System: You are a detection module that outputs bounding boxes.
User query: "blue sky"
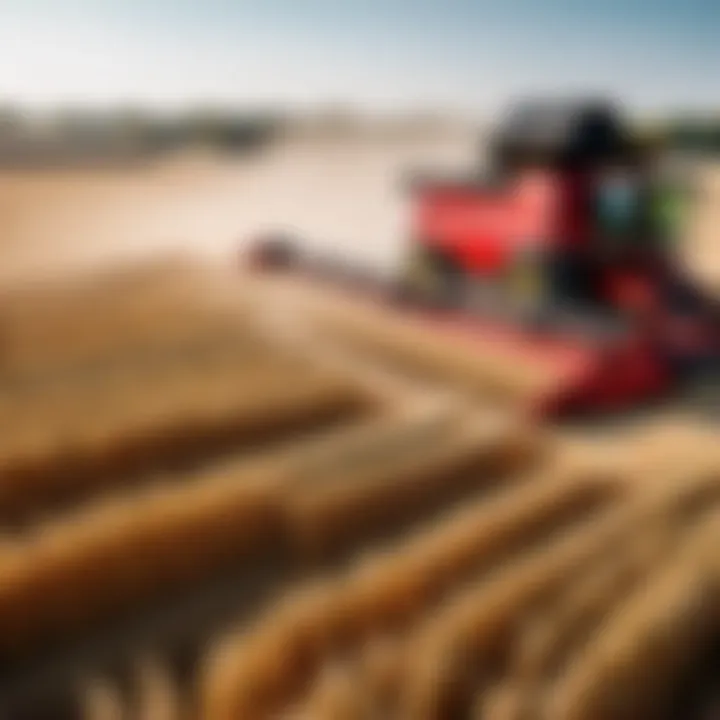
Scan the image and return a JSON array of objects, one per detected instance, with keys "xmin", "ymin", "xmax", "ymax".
[{"xmin": 0, "ymin": 0, "xmax": 717, "ymax": 113}]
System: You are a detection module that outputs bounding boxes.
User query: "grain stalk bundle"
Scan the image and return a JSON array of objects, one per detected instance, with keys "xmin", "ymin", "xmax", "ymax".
[{"xmin": 200, "ymin": 451, "xmax": 621, "ymax": 720}]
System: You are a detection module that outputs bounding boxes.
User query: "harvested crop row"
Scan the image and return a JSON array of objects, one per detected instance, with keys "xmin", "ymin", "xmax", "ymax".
[
  {"xmin": 0, "ymin": 252, "xmax": 204, "ymax": 311},
  {"xmin": 80, "ymin": 677, "xmax": 126, "ymax": 720},
  {"xmin": 199, "ymin": 452, "xmax": 621, "ymax": 720},
  {"xmin": 475, "ymin": 520, "xmax": 684, "ymax": 719},
  {"xmin": 235, "ymin": 527, "xmax": 720, "ymax": 720},
  {"xmin": 508, "ymin": 518, "xmax": 676, "ymax": 684},
  {"xmin": 0, "ymin": 257, "xmax": 234, "ymax": 376},
  {"xmin": 77, "ymin": 657, "xmax": 182, "ymax": 720},
  {"xmin": 281, "ymin": 411, "xmax": 544, "ymax": 563},
  {"xmin": 0, "ymin": 338, "xmax": 338, "ymax": 430},
  {"xmin": 131, "ymin": 657, "xmax": 183, "ymax": 720},
  {"xmin": 0, "ymin": 473, "xmax": 280, "ymax": 655},
  {"xmin": 547, "ymin": 513, "xmax": 720, "ymax": 720},
  {"xmin": 0, "ymin": 358, "xmax": 369, "ymax": 520},
  {"xmin": 0, "ymin": 310, "xmax": 257, "ymax": 389},
  {"xmin": 272, "ymin": 278, "xmax": 560, "ymax": 403},
  {"xmin": 396, "ymin": 455, "xmax": 720, "ymax": 720},
  {"xmin": 0, "ymin": 407, "xmax": 534, "ymax": 657},
  {"xmin": 198, "ymin": 448, "xmax": 719, "ymax": 720}
]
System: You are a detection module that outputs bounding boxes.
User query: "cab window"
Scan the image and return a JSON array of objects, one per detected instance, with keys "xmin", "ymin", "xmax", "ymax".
[{"xmin": 595, "ymin": 171, "xmax": 639, "ymax": 236}]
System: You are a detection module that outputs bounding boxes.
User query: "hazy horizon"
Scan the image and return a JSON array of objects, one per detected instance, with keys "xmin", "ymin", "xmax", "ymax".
[{"xmin": 0, "ymin": 0, "xmax": 718, "ymax": 115}]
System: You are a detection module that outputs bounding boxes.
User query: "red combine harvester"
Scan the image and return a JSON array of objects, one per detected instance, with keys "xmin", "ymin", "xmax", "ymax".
[{"xmin": 248, "ymin": 99, "xmax": 718, "ymax": 418}]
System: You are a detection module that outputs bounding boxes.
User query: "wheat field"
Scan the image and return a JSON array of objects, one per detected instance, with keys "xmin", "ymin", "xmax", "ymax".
[
  {"xmin": 0, "ymin": 253, "xmax": 712, "ymax": 720},
  {"xmin": 0, "ymin": 137, "xmax": 716, "ymax": 719}
]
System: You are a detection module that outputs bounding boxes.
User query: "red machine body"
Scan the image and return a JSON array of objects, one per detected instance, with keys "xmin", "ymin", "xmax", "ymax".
[
  {"xmin": 414, "ymin": 170, "xmax": 561, "ymax": 274},
  {"xmin": 401, "ymin": 102, "xmax": 716, "ymax": 414},
  {"xmin": 246, "ymin": 100, "xmax": 717, "ymax": 418}
]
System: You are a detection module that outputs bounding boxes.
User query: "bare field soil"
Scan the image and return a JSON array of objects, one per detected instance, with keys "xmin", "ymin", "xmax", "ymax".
[
  {"xmin": 687, "ymin": 163, "xmax": 720, "ymax": 292},
  {"xmin": 0, "ymin": 133, "xmax": 716, "ymax": 290},
  {"xmin": 0, "ymin": 131, "xmax": 474, "ymax": 282}
]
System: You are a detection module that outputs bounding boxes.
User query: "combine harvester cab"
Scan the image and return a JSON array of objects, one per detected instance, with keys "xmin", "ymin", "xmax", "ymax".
[{"xmin": 247, "ymin": 99, "xmax": 718, "ymax": 420}]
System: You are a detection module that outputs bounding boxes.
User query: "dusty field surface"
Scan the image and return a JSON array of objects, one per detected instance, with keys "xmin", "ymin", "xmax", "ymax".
[
  {"xmin": 687, "ymin": 163, "xmax": 720, "ymax": 292},
  {"xmin": 0, "ymin": 132, "xmax": 476, "ymax": 284},
  {"xmin": 0, "ymin": 136, "xmax": 716, "ymax": 719},
  {"xmin": 0, "ymin": 131, "xmax": 716, "ymax": 290}
]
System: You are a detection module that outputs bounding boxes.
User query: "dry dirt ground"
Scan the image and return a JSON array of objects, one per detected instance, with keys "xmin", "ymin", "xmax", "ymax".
[
  {"xmin": 0, "ymin": 130, "xmax": 717, "ymax": 290},
  {"xmin": 0, "ymin": 132, "xmax": 474, "ymax": 284},
  {"xmin": 687, "ymin": 162, "xmax": 720, "ymax": 292}
]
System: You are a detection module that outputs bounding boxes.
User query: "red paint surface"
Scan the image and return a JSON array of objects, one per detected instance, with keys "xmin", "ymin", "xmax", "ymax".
[
  {"xmin": 409, "ymin": 309, "xmax": 670, "ymax": 416},
  {"xmin": 414, "ymin": 170, "xmax": 563, "ymax": 272}
]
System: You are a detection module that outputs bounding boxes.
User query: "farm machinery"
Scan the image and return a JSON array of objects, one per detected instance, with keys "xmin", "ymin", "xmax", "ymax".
[{"xmin": 247, "ymin": 99, "xmax": 718, "ymax": 418}]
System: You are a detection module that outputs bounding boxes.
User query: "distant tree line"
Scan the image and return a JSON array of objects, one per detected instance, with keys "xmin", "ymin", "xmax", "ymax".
[
  {"xmin": 0, "ymin": 105, "xmax": 288, "ymax": 163},
  {"xmin": 129, "ymin": 110, "xmax": 287, "ymax": 153},
  {"xmin": 664, "ymin": 119, "xmax": 720, "ymax": 154},
  {"xmin": 638, "ymin": 116, "xmax": 720, "ymax": 156}
]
